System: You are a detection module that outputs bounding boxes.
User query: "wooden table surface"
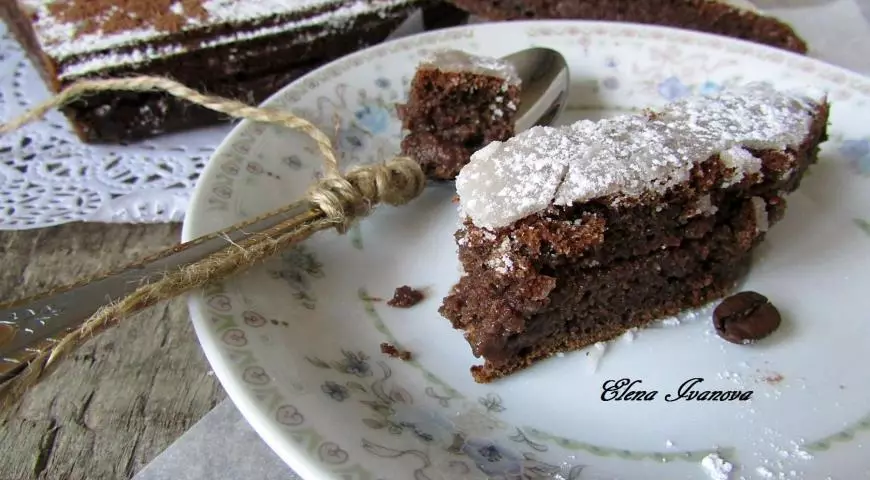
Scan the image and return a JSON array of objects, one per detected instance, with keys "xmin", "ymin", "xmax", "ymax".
[{"xmin": 0, "ymin": 223, "xmax": 226, "ymax": 480}]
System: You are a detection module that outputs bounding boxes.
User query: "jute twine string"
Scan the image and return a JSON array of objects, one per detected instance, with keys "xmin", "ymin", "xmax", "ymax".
[{"xmin": 0, "ymin": 76, "xmax": 426, "ymax": 411}]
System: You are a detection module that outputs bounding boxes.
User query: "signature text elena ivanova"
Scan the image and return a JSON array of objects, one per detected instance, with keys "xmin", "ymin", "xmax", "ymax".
[{"xmin": 600, "ymin": 378, "xmax": 753, "ymax": 402}]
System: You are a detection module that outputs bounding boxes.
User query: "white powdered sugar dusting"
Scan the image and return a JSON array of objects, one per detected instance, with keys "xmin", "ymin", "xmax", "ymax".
[
  {"xmin": 20, "ymin": 0, "xmax": 419, "ymax": 77},
  {"xmin": 586, "ymin": 341, "xmax": 608, "ymax": 373},
  {"xmin": 659, "ymin": 316, "xmax": 681, "ymax": 327},
  {"xmin": 701, "ymin": 453, "xmax": 734, "ymax": 480},
  {"xmin": 720, "ymin": 145, "xmax": 763, "ymax": 187},
  {"xmin": 756, "ymin": 466, "xmax": 775, "ymax": 479},
  {"xmin": 456, "ymin": 83, "xmax": 824, "ymax": 229},
  {"xmin": 420, "ymin": 49, "xmax": 521, "ymax": 85},
  {"xmin": 751, "ymin": 196, "xmax": 770, "ymax": 233},
  {"xmin": 690, "ymin": 193, "xmax": 718, "ymax": 217},
  {"xmin": 456, "ymin": 127, "xmax": 572, "ymax": 228},
  {"xmin": 485, "ymin": 237, "xmax": 515, "ymax": 274}
]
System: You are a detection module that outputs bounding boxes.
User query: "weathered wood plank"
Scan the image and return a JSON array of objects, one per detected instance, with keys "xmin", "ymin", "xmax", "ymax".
[{"xmin": 0, "ymin": 223, "xmax": 226, "ymax": 480}]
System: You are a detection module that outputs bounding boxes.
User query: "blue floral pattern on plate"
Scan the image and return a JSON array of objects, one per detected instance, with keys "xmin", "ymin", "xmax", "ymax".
[
  {"xmin": 698, "ymin": 80, "xmax": 723, "ymax": 96},
  {"xmin": 657, "ymin": 77, "xmax": 723, "ymax": 100},
  {"xmin": 839, "ymin": 139, "xmax": 870, "ymax": 175},
  {"xmin": 308, "ymin": 349, "xmax": 586, "ymax": 479},
  {"xmin": 657, "ymin": 76, "xmax": 691, "ymax": 101},
  {"xmin": 353, "ymin": 105, "xmax": 390, "ymax": 135}
]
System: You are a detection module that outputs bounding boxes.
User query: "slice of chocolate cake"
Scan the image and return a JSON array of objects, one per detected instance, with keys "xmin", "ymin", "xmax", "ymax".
[
  {"xmin": 0, "ymin": 0, "xmax": 463, "ymax": 143},
  {"xmin": 397, "ymin": 50, "xmax": 521, "ymax": 180},
  {"xmin": 448, "ymin": 0, "xmax": 807, "ymax": 54},
  {"xmin": 439, "ymin": 83, "xmax": 829, "ymax": 382}
]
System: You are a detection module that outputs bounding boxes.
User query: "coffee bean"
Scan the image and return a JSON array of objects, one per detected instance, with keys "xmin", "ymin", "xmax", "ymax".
[{"xmin": 713, "ymin": 291, "xmax": 781, "ymax": 345}]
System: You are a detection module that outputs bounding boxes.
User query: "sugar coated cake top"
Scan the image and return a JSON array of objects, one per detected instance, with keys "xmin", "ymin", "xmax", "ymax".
[
  {"xmin": 419, "ymin": 49, "xmax": 521, "ymax": 86},
  {"xmin": 19, "ymin": 0, "xmax": 419, "ymax": 78},
  {"xmin": 455, "ymin": 82, "xmax": 825, "ymax": 229}
]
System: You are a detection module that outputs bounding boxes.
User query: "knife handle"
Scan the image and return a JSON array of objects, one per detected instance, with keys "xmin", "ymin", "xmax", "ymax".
[{"xmin": 0, "ymin": 200, "xmax": 312, "ymax": 382}]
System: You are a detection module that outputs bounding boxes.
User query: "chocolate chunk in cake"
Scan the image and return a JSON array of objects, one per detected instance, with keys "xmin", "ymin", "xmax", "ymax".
[
  {"xmin": 439, "ymin": 83, "xmax": 829, "ymax": 382},
  {"xmin": 397, "ymin": 50, "xmax": 521, "ymax": 180},
  {"xmin": 445, "ymin": 0, "xmax": 806, "ymax": 53},
  {"xmin": 0, "ymin": 0, "xmax": 464, "ymax": 143}
]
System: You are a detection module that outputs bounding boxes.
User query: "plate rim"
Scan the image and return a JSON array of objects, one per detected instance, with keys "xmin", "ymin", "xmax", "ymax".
[{"xmin": 181, "ymin": 18, "xmax": 870, "ymax": 480}]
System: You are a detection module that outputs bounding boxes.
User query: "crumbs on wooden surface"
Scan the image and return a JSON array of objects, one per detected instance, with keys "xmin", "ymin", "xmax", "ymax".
[{"xmin": 380, "ymin": 342, "xmax": 412, "ymax": 361}]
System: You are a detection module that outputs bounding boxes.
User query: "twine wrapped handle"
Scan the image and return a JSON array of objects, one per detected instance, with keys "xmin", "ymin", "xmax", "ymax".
[{"xmin": 0, "ymin": 76, "xmax": 426, "ymax": 410}]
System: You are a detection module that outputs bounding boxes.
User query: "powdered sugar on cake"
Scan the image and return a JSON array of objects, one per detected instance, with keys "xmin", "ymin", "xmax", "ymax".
[
  {"xmin": 19, "ymin": 0, "xmax": 418, "ymax": 78},
  {"xmin": 456, "ymin": 83, "xmax": 824, "ymax": 229},
  {"xmin": 720, "ymin": 145, "xmax": 763, "ymax": 187},
  {"xmin": 58, "ymin": 9, "xmax": 350, "ymax": 79},
  {"xmin": 457, "ymin": 126, "xmax": 572, "ymax": 227},
  {"xmin": 419, "ymin": 49, "xmax": 522, "ymax": 86},
  {"xmin": 751, "ymin": 196, "xmax": 770, "ymax": 233}
]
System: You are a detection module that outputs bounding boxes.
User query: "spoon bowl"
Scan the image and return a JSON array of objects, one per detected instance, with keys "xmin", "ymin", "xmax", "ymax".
[{"xmin": 504, "ymin": 47, "xmax": 571, "ymax": 133}]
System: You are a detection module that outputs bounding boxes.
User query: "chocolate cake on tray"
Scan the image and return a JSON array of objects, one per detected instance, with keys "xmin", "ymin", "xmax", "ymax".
[
  {"xmin": 439, "ymin": 82, "xmax": 830, "ymax": 383},
  {"xmin": 0, "ymin": 0, "xmax": 465, "ymax": 143},
  {"xmin": 448, "ymin": 0, "xmax": 808, "ymax": 54}
]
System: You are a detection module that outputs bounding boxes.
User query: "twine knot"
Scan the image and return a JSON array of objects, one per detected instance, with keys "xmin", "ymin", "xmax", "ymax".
[{"xmin": 307, "ymin": 156, "xmax": 426, "ymax": 232}]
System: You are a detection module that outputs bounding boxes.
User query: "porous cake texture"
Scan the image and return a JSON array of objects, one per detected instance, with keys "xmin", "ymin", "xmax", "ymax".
[{"xmin": 397, "ymin": 49, "xmax": 521, "ymax": 180}]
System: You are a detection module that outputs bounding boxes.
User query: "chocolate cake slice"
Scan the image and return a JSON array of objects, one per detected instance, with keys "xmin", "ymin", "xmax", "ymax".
[
  {"xmin": 397, "ymin": 50, "xmax": 521, "ymax": 180},
  {"xmin": 0, "ymin": 0, "xmax": 464, "ymax": 143},
  {"xmin": 448, "ymin": 0, "xmax": 807, "ymax": 53},
  {"xmin": 439, "ymin": 83, "xmax": 829, "ymax": 382}
]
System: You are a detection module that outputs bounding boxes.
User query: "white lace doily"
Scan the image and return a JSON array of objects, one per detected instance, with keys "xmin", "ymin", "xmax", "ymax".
[{"xmin": 0, "ymin": 21, "xmax": 235, "ymax": 229}]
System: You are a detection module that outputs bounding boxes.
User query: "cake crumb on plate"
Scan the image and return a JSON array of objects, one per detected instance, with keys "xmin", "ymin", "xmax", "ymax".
[
  {"xmin": 387, "ymin": 286, "xmax": 425, "ymax": 308},
  {"xmin": 380, "ymin": 343, "xmax": 412, "ymax": 361}
]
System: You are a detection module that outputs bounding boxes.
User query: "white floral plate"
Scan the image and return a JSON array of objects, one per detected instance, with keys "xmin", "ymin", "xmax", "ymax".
[{"xmin": 182, "ymin": 21, "xmax": 870, "ymax": 480}]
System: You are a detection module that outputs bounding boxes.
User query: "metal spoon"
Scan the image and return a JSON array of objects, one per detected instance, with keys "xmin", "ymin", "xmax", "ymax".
[{"xmin": 0, "ymin": 47, "xmax": 570, "ymax": 381}]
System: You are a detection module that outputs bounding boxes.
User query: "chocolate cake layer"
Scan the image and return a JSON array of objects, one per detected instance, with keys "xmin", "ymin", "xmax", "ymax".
[
  {"xmin": 446, "ymin": 0, "xmax": 807, "ymax": 53},
  {"xmin": 440, "ymin": 84, "xmax": 830, "ymax": 382},
  {"xmin": 442, "ymin": 212, "xmax": 757, "ymax": 382},
  {"xmin": 1, "ymin": 0, "xmax": 464, "ymax": 143},
  {"xmin": 398, "ymin": 50, "xmax": 521, "ymax": 180}
]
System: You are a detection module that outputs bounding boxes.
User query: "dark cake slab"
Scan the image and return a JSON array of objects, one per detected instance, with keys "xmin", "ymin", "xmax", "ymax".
[
  {"xmin": 0, "ymin": 0, "xmax": 466, "ymax": 143},
  {"xmin": 446, "ymin": 0, "xmax": 807, "ymax": 53}
]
